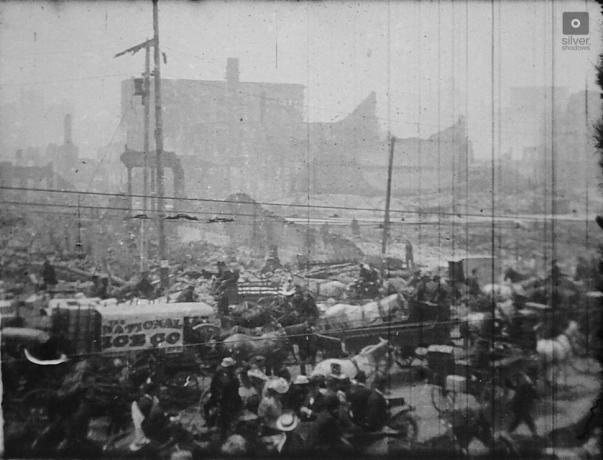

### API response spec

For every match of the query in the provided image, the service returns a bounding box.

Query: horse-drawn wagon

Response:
[20,298,221,359]
[428,343,539,415]
[316,295,451,355]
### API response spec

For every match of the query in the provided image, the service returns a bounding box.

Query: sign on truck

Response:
[99,302,217,354]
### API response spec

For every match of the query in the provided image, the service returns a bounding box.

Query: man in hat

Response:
[238,366,259,408]
[176,284,198,303]
[205,357,241,439]
[247,367,269,396]
[96,274,110,299]
[414,274,430,302]
[467,268,481,296]
[364,376,388,432]
[135,271,154,299]
[301,374,326,419]
[274,412,305,454]
[285,375,311,413]
[550,259,562,309]
[258,378,289,433]
[215,262,239,315]
[305,392,351,452]
[359,263,374,284]
[405,240,414,270]
[507,371,540,437]
[289,285,319,325]
[280,275,295,296]
[347,371,371,427]
[234,395,264,455]
[130,381,170,451]
[41,256,57,291]
[408,270,422,289]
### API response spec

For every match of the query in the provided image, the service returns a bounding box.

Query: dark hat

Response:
[310,374,326,386]
[373,375,388,390]
[323,393,340,412]
[354,370,367,383]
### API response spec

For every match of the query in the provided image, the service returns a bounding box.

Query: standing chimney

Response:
[64,114,72,145]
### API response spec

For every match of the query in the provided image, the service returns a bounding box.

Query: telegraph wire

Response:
[1,185,591,223]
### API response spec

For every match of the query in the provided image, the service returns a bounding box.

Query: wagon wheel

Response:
[430,385,455,415]
[388,412,419,443]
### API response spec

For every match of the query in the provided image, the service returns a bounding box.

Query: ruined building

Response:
[121,58,472,201]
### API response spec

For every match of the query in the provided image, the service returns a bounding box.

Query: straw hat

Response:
[266,377,290,394]
[221,357,236,368]
[276,412,300,432]
[293,375,310,385]
[238,410,259,422]
[247,368,268,381]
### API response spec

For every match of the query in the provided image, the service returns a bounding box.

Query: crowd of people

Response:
[129,356,391,456]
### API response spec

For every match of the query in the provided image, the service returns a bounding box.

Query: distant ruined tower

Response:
[64,113,73,145]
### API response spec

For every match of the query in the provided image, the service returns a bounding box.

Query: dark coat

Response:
[209,367,241,413]
[135,277,154,299]
[303,389,325,414]
[138,395,170,443]
[364,390,387,432]
[285,385,309,412]
[42,261,57,286]
[291,293,319,322]
[279,430,306,454]
[511,381,539,412]
[305,410,343,450]
[347,383,371,425]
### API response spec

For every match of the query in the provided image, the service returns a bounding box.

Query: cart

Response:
[429,343,539,415]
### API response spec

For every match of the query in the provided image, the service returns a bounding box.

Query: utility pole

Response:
[381,133,396,275]
[115,37,155,271]
[140,41,151,272]
[153,0,168,292]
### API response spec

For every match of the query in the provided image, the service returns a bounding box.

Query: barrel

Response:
[445,375,467,393]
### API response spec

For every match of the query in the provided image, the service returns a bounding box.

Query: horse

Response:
[536,320,582,387]
[380,277,409,296]
[221,329,290,375]
[504,267,532,283]
[315,280,348,300]
[226,301,274,328]
[322,293,406,331]
[311,337,390,383]
[482,283,515,301]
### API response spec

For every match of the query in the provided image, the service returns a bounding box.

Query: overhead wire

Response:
[0,185,593,223]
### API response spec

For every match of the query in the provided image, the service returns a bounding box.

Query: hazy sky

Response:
[0,0,600,158]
